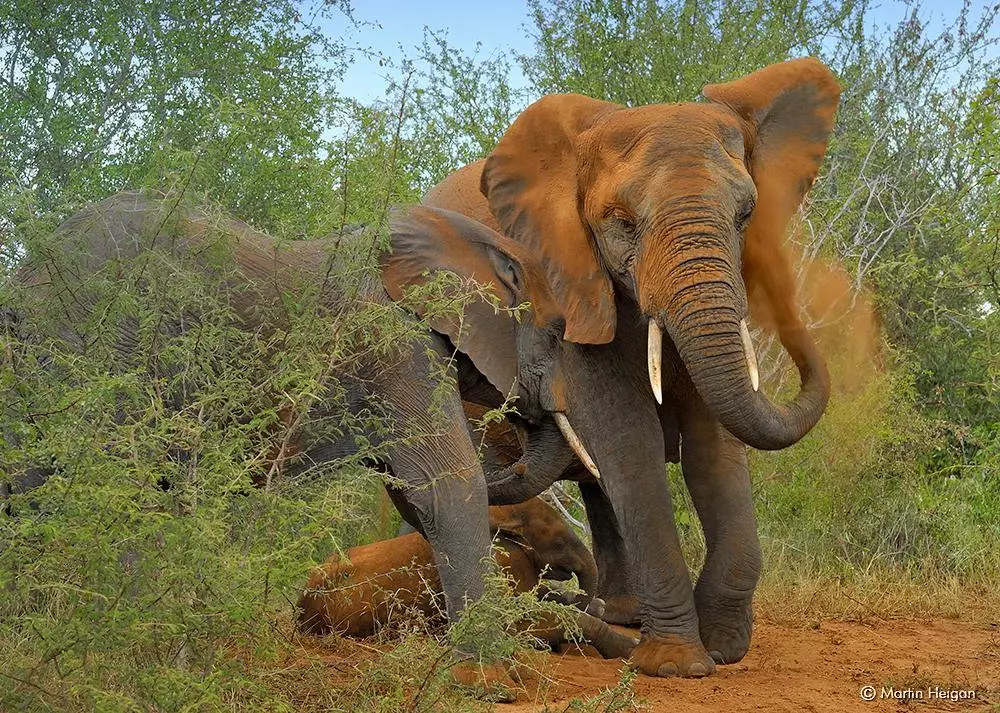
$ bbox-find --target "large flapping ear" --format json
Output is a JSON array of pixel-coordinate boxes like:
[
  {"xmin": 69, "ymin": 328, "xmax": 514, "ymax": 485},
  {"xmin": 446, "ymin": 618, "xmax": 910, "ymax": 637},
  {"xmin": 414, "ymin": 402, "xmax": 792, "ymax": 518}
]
[
  {"xmin": 481, "ymin": 94, "xmax": 621, "ymax": 344},
  {"xmin": 381, "ymin": 205, "xmax": 561, "ymax": 397},
  {"xmin": 702, "ymin": 58, "xmax": 841, "ymax": 330}
]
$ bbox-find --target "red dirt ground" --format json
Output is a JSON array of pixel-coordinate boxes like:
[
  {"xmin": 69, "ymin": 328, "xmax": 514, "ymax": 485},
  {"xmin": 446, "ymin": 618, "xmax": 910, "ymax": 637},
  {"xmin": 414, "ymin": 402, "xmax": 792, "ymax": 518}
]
[{"xmin": 498, "ymin": 618, "xmax": 1000, "ymax": 712}]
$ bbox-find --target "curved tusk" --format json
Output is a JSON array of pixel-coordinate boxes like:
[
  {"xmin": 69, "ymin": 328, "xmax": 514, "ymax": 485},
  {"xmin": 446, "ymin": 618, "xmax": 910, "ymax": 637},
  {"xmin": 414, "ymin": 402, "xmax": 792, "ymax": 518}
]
[
  {"xmin": 648, "ymin": 319, "xmax": 663, "ymax": 405},
  {"xmin": 739, "ymin": 319, "xmax": 760, "ymax": 392},
  {"xmin": 554, "ymin": 413, "xmax": 601, "ymax": 479}
]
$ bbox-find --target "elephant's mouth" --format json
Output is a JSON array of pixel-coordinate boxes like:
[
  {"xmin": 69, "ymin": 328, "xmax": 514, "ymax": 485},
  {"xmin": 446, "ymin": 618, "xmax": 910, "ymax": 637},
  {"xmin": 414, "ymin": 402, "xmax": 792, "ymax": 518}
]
[{"xmin": 646, "ymin": 316, "xmax": 760, "ymax": 404}]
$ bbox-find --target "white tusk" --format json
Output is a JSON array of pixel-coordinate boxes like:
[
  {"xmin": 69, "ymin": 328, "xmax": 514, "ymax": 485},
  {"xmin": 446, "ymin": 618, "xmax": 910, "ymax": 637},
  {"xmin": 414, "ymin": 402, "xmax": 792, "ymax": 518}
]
[
  {"xmin": 740, "ymin": 319, "xmax": 760, "ymax": 392},
  {"xmin": 554, "ymin": 412, "xmax": 601, "ymax": 479},
  {"xmin": 648, "ymin": 319, "xmax": 663, "ymax": 405}
]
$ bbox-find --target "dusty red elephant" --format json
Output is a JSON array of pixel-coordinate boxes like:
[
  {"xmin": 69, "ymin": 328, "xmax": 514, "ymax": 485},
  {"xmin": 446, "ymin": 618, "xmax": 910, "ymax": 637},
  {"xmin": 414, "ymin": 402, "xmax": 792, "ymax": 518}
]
[
  {"xmin": 298, "ymin": 497, "xmax": 637, "ymax": 660},
  {"xmin": 421, "ymin": 58, "xmax": 840, "ymax": 676}
]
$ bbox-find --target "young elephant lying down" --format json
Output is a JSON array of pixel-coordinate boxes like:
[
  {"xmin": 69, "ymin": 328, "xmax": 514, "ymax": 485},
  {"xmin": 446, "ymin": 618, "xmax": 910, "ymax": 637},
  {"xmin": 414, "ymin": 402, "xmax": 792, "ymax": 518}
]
[{"xmin": 298, "ymin": 505, "xmax": 637, "ymax": 660}]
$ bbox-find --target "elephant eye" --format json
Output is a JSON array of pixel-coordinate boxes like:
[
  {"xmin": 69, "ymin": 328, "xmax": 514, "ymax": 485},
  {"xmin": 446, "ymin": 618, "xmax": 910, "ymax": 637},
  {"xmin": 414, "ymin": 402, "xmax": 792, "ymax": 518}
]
[
  {"xmin": 506, "ymin": 260, "xmax": 520, "ymax": 288},
  {"xmin": 736, "ymin": 200, "xmax": 755, "ymax": 229},
  {"xmin": 487, "ymin": 247, "xmax": 523, "ymax": 297},
  {"xmin": 605, "ymin": 208, "xmax": 637, "ymax": 240}
]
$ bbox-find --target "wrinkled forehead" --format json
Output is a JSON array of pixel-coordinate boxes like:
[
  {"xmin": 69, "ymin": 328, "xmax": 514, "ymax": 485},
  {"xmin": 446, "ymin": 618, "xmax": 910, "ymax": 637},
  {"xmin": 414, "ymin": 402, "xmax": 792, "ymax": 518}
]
[{"xmin": 591, "ymin": 103, "xmax": 747, "ymax": 161}]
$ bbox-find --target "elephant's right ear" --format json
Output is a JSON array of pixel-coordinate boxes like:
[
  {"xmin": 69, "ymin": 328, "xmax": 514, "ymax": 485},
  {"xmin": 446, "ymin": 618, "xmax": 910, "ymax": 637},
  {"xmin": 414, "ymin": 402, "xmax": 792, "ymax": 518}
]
[
  {"xmin": 382, "ymin": 206, "xmax": 561, "ymax": 397},
  {"xmin": 481, "ymin": 94, "xmax": 621, "ymax": 345}
]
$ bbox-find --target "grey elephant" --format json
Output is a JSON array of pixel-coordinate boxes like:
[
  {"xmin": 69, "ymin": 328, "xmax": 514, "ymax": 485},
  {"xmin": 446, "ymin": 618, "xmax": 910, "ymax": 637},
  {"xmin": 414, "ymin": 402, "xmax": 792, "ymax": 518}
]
[
  {"xmin": 1, "ymin": 192, "xmax": 593, "ymax": 682},
  {"xmin": 420, "ymin": 58, "xmax": 840, "ymax": 677}
]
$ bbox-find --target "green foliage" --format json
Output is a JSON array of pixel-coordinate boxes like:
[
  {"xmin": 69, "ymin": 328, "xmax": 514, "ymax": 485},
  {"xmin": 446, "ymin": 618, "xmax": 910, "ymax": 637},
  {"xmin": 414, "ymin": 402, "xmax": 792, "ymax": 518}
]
[
  {"xmin": 0, "ymin": 0, "xmax": 353, "ymax": 237},
  {"xmin": 560, "ymin": 665, "xmax": 643, "ymax": 712},
  {"xmin": 327, "ymin": 29, "xmax": 527, "ymax": 202},
  {"xmin": 401, "ymin": 31, "xmax": 528, "ymax": 186},
  {"xmin": 448, "ymin": 555, "xmax": 582, "ymax": 666},
  {"xmin": 324, "ymin": 98, "xmax": 425, "ymax": 228},
  {"xmin": 340, "ymin": 636, "xmax": 490, "ymax": 712},
  {"xmin": 806, "ymin": 2, "xmax": 1000, "ymax": 446},
  {"xmin": 0, "ymin": 190, "xmax": 398, "ymax": 710},
  {"xmin": 523, "ymin": 0, "xmax": 863, "ymax": 104}
]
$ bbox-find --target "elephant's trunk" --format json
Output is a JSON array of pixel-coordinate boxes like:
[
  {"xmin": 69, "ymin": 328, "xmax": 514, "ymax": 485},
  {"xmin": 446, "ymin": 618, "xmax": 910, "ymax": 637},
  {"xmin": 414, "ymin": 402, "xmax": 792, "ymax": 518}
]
[
  {"xmin": 570, "ymin": 540, "xmax": 599, "ymax": 596},
  {"xmin": 485, "ymin": 418, "xmax": 579, "ymax": 504},
  {"xmin": 641, "ymin": 228, "xmax": 829, "ymax": 451}
]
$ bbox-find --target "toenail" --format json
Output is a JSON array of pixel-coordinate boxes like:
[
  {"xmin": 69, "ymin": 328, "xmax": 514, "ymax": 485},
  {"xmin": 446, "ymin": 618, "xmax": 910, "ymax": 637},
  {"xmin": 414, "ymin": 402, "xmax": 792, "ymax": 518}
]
[
  {"xmin": 687, "ymin": 662, "xmax": 710, "ymax": 677},
  {"xmin": 657, "ymin": 663, "xmax": 679, "ymax": 677}
]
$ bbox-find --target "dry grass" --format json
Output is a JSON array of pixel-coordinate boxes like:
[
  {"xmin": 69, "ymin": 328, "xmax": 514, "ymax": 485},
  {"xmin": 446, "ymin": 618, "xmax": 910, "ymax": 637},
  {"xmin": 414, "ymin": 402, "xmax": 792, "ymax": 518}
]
[{"xmin": 756, "ymin": 569, "xmax": 1000, "ymax": 626}]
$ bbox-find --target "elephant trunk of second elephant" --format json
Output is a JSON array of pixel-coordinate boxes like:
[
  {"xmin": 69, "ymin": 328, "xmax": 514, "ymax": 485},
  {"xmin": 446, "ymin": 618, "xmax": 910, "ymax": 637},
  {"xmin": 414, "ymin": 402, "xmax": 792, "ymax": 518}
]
[
  {"xmin": 568, "ymin": 538, "xmax": 599, "ymax": 596},
  {"xmin": 485, "ymin": 417, "xmax": 578, "ymax": 504},
  {"xmin": 645, "ymin": 231, "xmax": 830, "ymax": 451}
]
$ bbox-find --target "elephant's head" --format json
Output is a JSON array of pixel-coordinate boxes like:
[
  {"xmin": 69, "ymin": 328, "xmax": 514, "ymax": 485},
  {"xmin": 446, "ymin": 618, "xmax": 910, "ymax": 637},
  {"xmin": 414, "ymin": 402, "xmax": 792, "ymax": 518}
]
[
  {"xmin": 463, "ymin": 58, "xmax": 839, "ymax": 451},
  {"xmin": 381, "ymin": 205, "xmax": 563, "ymax": 403},
  {"xmin": 383, "ymin": 206, "xmax": 600, "ymax": 497}
]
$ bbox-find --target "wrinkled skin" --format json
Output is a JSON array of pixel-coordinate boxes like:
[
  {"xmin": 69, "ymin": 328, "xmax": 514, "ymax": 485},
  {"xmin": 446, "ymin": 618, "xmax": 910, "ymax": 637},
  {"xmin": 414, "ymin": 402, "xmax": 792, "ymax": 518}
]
[
  {"xmin": 460, "ymin": 403, "xmax": 600, "ymax": 602},
  {"xmin": 297, "ymin": 503, "xmax": 635, "ymax": 660},
  {"xmin": 1, "ymin": 192, "xmax": 565, "ymax": 656},
  {"xmin": 422, "ymin": 59, "xmax": 840, "ymax": 676},
  {"xmin": 454, "ymin": 404, "xmax": 627, "ymax": 620}
]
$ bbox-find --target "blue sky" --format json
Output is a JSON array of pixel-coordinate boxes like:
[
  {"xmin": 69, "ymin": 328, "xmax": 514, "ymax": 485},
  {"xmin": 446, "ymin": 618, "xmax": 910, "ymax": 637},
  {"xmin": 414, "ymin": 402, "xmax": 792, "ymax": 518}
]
[
  {"xmin": 333, "ymin": 0, "xmax": 535, "ymax": 102},
  {"xmin": 329, "ymin": 0, "xmax": 998, "ymax": 103}
]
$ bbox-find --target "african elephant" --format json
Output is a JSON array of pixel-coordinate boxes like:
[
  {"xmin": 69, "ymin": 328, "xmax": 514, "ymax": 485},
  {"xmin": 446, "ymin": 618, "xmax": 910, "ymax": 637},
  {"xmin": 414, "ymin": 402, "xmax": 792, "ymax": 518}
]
[
  {"xmin": 297, "ymin": 498, "xmax": 635, "ymax": 659},
  {"xmin": 486, "ymin": 497, "xmax": 598, "ymax": 600},
  {"xmin": 1, "ymin": 192, "xmax": 569, "ymax": 671},
  {"xmin": 420, "ymin": 58, "xmax": 840, "ymax": 676}
]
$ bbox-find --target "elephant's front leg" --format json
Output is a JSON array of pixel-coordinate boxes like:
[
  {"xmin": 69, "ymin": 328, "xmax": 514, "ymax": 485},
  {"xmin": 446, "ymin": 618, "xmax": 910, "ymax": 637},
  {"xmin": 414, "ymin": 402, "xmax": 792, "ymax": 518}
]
[
  {"xmin": 594, "ymin": 438, "xmax": 715, "ymax": 677},
  {"xmin": 679, "ymin": 395, "xmax": 762, "ymax": 665},
  {"xmin": 379, "ymin": 336, "xmax": 494, "ymax": 631}
]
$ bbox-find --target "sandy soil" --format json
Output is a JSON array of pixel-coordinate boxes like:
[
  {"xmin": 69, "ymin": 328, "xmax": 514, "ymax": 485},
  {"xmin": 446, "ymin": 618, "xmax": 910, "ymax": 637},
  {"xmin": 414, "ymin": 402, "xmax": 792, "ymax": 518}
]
[{"xmin": 499, "ymin": 618, "xmax": 1000, "ymax": 712}]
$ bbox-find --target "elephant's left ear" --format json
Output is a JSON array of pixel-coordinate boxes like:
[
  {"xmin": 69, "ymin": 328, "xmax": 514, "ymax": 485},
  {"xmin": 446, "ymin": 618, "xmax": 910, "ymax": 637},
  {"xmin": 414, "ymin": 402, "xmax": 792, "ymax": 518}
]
[
  {"xmin": 382, "ymin": 205, "xmax": 561, "ymax": 398},
  {"xmin": 702, "ymin": 57, "xmax": 840, "ymax": 207},
  {"xmin": 702, "ymin": 58, "xmax": 840, "ymax": 325}
]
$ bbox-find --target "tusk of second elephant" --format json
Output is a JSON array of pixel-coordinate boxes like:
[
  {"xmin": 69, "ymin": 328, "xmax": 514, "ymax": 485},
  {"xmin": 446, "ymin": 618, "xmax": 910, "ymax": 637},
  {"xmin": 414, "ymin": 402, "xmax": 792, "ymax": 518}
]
[
  {"xmin": 648, "ymin": 319, "xmax": 663, "ymax": 405},
  {"xmin": 739, "ymin": 319, "xmax": 760, "ymax": 392},
  {"xmin": 554, "ymin": 412, "xmax": 601, "ymax": 479}
]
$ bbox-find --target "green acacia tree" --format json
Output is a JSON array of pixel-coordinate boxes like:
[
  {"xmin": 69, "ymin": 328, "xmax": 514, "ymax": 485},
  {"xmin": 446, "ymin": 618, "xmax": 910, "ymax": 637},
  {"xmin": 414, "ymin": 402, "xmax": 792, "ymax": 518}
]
[{"xmin": 0, "ymin": 0, "xmax": 352, "ymax": 237}]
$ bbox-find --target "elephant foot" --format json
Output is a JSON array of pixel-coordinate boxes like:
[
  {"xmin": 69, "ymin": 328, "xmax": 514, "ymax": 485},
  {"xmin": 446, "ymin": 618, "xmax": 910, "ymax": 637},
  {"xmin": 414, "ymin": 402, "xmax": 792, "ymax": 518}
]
[
  {"xmin": 599, "ymin": 594, "xmax": 641, "ymax": 626},
  {"xmin": 629, "ymin": 633, "xmax": 715, "ymax": 678},
  {"xmin": 449, "ymin": 658, "xmax": 517, "ymax": 702},
  {"xmin": 695, "ymin": 591, "xmax": 754, "ymax": 665}
]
